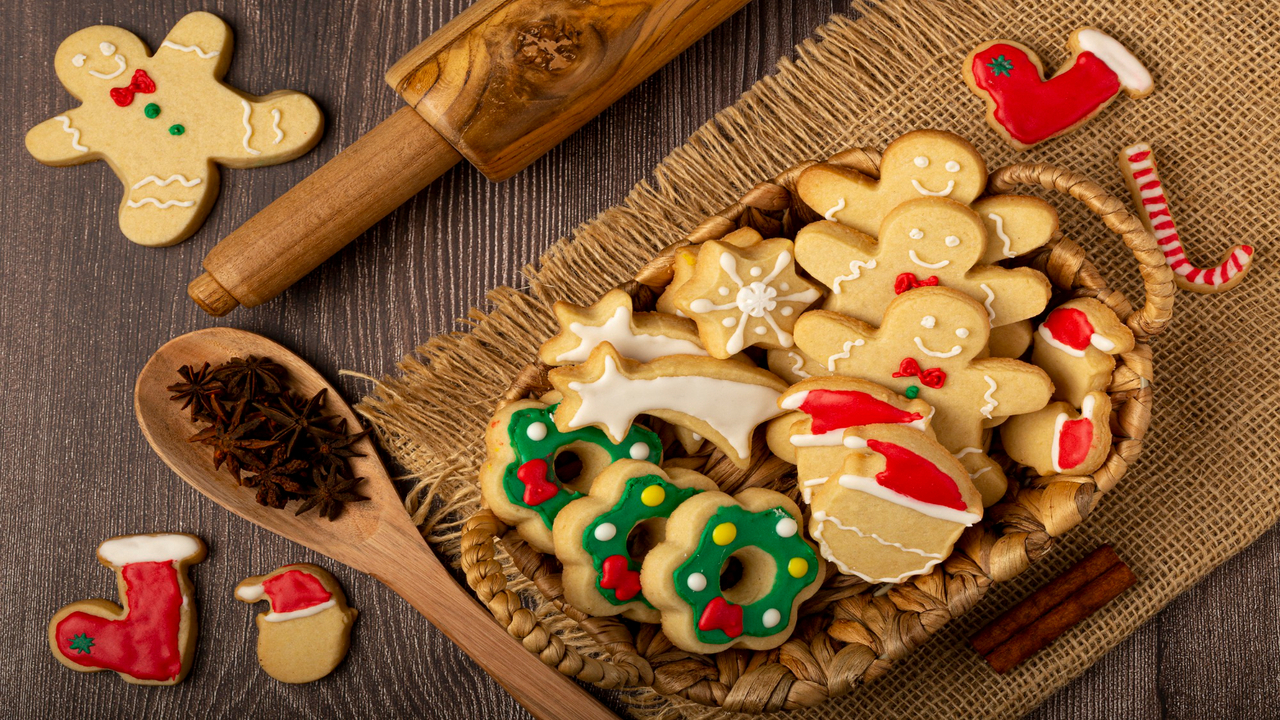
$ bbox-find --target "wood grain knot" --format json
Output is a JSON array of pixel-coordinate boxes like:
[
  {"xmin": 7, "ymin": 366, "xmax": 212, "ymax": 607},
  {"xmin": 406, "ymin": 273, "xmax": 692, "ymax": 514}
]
[{"xmin": 516, "ymin": 20, "xmax": 579, "ymax": 71}]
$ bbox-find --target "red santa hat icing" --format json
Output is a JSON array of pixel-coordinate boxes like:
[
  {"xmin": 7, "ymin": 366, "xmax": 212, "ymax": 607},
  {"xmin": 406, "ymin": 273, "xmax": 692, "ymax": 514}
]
[
  {"xmin": 235, "ymin": 567, "xmax": 335, "ymax": 622},
  {"xmin": 1037, "ymin": 306, "xmax": 1117, "ymax": 357},
  {"xmin": 1052, "ymin": 394, "xmax": 1100, "ymax": 472},
  {"xmin": 782, "ymin": 388, "xmax": 929, "ymax": 447},
  {"xmin": 836, "ymin": 438, "xmax": 981, "ymax": 526}
]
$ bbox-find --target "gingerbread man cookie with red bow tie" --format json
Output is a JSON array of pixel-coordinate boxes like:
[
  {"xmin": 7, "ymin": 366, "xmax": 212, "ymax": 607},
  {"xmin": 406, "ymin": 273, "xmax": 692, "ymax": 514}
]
[
  {"xmin": 25, "ymin": 12, "xmax": 322, "ymax": 246},
  {"xmin": 794, "ymin": 197, "xmax": 1051, "ymax": 328},
  {"xmin": 793, "ymin": 287, "xmax": 1052, "ymax": 454}
]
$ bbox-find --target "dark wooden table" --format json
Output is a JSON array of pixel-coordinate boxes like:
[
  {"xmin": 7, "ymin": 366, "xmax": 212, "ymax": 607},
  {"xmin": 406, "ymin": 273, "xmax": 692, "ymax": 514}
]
[{"xmin": 3, "ymin": 1, "xmax": 1276, "ymax": 718}]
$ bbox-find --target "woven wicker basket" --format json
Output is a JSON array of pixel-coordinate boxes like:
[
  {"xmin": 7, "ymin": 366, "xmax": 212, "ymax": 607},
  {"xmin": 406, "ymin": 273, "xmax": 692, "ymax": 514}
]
[{"xmin": 459, "ymin": 148, "xmax": 1176, "ymax": 713}]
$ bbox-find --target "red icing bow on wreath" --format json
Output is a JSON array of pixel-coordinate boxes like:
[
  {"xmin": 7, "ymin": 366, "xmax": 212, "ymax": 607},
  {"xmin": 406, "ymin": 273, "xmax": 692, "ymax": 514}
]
[
  {"xmin": 892, "ymin": 357, "xmax": 946, "ymax": 389},
  {"xmin": 894, "ymin": 272, "xmax": 940, "ymax": 295},
  {"xmin": 110, "ymin": 69, "xmax": 156, "ymax": 107}
]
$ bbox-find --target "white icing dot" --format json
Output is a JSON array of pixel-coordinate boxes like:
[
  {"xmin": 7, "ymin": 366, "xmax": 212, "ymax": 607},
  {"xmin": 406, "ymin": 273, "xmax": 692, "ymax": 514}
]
[
  {"xmin": 594, "ymin": 523, "xmax": 617, "ymax": 541},
  {"xmin": 722, "ymin": 317, "xmax": 737, "ymax": 327},
  {"xmin": 780, "ymin": 283, "xmax": 790, "ymax": 291},
  {"xmin": 909, "ymin": 228, "xmax": 924, "ymax": 240},
  {"xmin": 781, "ymin": 307, "xmax": 794, "ymax": 316},
  {"xmin": 920, "ymin": 315, "xmax": 936, "ymax": 329},
  {"xmin": 956, "ymin": 328, "xmax": 970, "ymax": 338},
  {"xmin": 945, "ymin": 235, "xmax": 961, "ymax": 247},
  {"xmin": 526, "ymin": 422, "xmax": 547, "ymax": 441},
  {"xmin": 718, "ymin": 286, "xmax": 730, "ymax": 296},
  {"xmin": 72, "ymin": 53, "xmax": 86, "ymax": 67},
  {"xmin": 776, "ymin": 518, "xmax": 798, "ymax": 537},
  {"xmin": 691, "ymin": 433, "xmax": 702, "ymax": 441},
  {"xmin": 913, "ymin": 156, "xmax": 929, "ymax": 168},
  {"xmin": 629, "ymin": 442, "xmax": 650, "ymax": 460},
  {"xmin": 762, "ymin": 608, "xmax": 781, "ymax": 628},
  {"xmin": 945, "ymin": 160, "xmax": 961, "ymax": 172},
  {"xmin": 749, "ymin": 267, "xmax": 763, "ymax": 277},
  {"xmin": 754, "ymin": 326, "xmax": 767, "ymax": 335},
  {"xmin": 99, "ymin": 42, "xmax": 116, "ymax": 55},
  {"xmin": 687, "ymin": 572, "xmax": 707, "ymax": 591}
]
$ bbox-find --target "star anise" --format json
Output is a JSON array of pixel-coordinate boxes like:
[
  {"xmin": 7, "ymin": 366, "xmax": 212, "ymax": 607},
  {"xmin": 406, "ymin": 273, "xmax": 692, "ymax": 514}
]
[
  {"xmin": 256, "ymin": 388, "xmax": 337, "ymax": 455},
  {"xmin": 167, "ymin": 363, "xmax": 225, "ymax": 422},
  {"xmin": 242, "ymin": 444, "xmax": 309, "ymax": 509},
  {"xmin": 310, "ymin": 420, "xmax": 371, "ymax": 474},
  {"xmin": 188, "ymin": 401, "xmax": 277, "ymax": 482},
  {"xmin": 211, "ymin": 355, "xmax": 286, "ymax": 401},
  {"xmin": 295, "ymin": 466, "xmax": 368, "ymax": 521}
]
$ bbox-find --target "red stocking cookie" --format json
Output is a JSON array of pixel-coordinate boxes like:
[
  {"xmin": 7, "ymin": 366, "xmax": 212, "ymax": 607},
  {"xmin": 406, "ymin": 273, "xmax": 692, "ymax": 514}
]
[
  {"xmin": 1001, "ymin": 391, "xmax": 1112, "ymax": 476},
  {"xmin": 48, "ymin": 533, "xmax": 206, "ymax": 685}
]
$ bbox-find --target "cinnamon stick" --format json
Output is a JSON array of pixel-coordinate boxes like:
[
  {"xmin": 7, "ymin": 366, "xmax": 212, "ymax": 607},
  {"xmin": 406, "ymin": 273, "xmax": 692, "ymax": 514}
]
[{"xmin": 970, "ymin": 545, "xmax": 1122, "ymax": 656}]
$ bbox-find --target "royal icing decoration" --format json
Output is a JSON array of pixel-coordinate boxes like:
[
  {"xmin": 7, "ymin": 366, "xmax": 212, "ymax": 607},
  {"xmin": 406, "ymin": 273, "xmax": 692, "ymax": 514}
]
[
  {"xmin": 1119, "ymin": 143, "xmax": 1254, "ymax": 293},
  {"xmin": 234, "ymin": 564, "xmax": 358, "ymax": 684},
  {"xmin": 540, "ymin": 288, "xmax": 707, "ymax": 366},
  {"xmin": 1038, "ymin": 306, "xmax": 1117, "ymax": 358},
  {"xmin": 235, "ymin": 569, "xmax": 336, "ymax": 622},
  {"xmin": 110, "ymin": 69, "xmax": 156, "ymax": 107},
  {"xmin": 1030, "ymin": 298, "xmax": 1135, "ymax": 408},
  {"xmin": 1001, "ymin": 391, "xmax": 1113, "ymax": 477},
  {"xmin": 1052, "ymin": 393, "xmax": 1098, "ymax": 472}
]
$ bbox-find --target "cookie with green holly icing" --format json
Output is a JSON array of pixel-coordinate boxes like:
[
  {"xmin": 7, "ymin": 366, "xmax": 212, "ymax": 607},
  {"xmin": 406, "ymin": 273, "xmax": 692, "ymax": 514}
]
[
  {"xmin": 479, "ymin": 399, "xmax": 663, "ymax": 553},
  {"xmin": 553, "ymin": 460, "xmax": 718, "ymax": 622}
]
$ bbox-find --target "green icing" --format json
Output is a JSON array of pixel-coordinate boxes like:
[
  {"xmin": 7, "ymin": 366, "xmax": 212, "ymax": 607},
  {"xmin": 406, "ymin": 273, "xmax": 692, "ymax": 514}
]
[
  {"xmin": 674, "ymin": 504, "xmax": 818, "ymax": 644},
  {"xmin": 582, "ymin": 474, "xmax": 702, "ymax": 607},
  {"xmin": 67, "ymin": 633, "xmax": 94, "ymax": 654},
  {"xmin": 502, "ymin": 403, "xmax": 662, "ymax": 529}
]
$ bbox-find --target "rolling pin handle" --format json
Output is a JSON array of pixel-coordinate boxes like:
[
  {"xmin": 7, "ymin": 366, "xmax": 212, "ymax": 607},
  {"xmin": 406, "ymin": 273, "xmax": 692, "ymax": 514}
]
[{"xmin": 188, "ymin": 272, "xmax": 239, "ymax": 317}]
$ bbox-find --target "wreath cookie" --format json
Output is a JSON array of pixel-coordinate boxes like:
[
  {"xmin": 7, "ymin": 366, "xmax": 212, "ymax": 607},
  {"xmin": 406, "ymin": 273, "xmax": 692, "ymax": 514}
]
[
  {"xmin": 553, "ymin": 460, "xmax": 718, "ymax": 622},
  {"xmin": 641, "ymin": 488, "xmax": 823, "ymax": 653}
]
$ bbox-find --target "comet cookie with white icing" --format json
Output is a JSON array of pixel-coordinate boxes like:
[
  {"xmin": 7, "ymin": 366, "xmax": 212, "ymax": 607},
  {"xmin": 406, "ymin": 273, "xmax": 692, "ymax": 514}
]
[
  {"xmin": 1031, "ymin": 298, "xmax": 1135, "ymax": 406},
  {"xmin": 540, "ymin": 289, "xmax": 707, "ymax": 366},
  {"xmin": 25, "ymin": 12, "xmax": 322, "ymax": 246},
  {"xmin": 235, "ymin": 564, "xmax": 357, "ymax": 684}
]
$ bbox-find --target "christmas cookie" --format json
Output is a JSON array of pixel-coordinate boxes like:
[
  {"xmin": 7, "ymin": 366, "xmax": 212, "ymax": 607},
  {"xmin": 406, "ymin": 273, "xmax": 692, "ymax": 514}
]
[
  {"xmin": 1002, "ymin": 391, "xmax": 1112, "ymax": 476},
  {"xmin": 48, "ymin": 533, "xmax": 206, "ymax": 685},
  {"xmin": 1119, "ymin": 143, "xmax": 1254, "ymax": 293},
  {"xmin": 803, "ymin": 425, "xmax": 982, "ymax": 583},
  {"xmin": 480, "ymin": 398, "xmax": 663, "ymax": 552},
  {"xmin": 765, "ymin": 376, "xmax": 934, "ymax": 464},
  {"xmin": 25, "ymin": 12, "xmax": 323, "ymax": 246},
  {"xmin": 553, "ymin": 461, "xmax": 718, "ymax": 622},
  {"xmin": 640, "ymin": 488, "xmax": 823, "ymax": 653},
  {"xmin": 656, "ymin": 228, "xmax": 761, "ymax": 316},
  {"xmin": 987, "ymin": 319, "xmax": 1034, "ymax": 359},
  {"xmin": 235, "ymin": 564, "xmax": 358, "ymax": 684},
  {"xmin": 539, "ymin": 289, "xmax": 707, "ymax": 366},
  {"xmin": 794, "ymin": 197, "xmax": 1051, "ymax": 328},
  {"xmin": 548, "ymin": 344, "xmax": 788, "ymax": 468},
  {"xmin": 669, "ymin": 230, "xmax": 822, "ymax": 358},
  {"xmin": 971, "ymin": 195, "xmax": 1060, "ymax": 265},
  {"xmin": 794, "ymin": 287, "xmax": 1053, "ymax": 455},
  {"xmin": 955, "ymin": 445, "xmax": 1009, "ymax": 508},
  {"xmin": 766, "ymin": 348, "xmax": 831, "ymax": 384},
  {"xmin": 1031, "ymin": 298, "xmax": 1135, "ymax": 406},
  {"xmin": 963, "ymin": 28, "xmax": 1153, "ymax": 151}
]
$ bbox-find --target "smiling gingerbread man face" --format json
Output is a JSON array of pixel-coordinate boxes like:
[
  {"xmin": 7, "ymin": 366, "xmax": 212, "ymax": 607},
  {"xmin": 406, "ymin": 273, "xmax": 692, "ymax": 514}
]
[{"xmin": 53, "ymin": 27, "xmax": 150, "ymax": 99}]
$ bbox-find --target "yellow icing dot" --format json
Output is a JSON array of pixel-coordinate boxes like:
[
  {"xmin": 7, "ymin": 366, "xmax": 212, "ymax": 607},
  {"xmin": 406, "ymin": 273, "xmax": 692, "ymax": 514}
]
[
  {"xmin": 712, "ymin": 522, "xmax": 737, "ymax": 545},
  {"xmin": 788, "ymin": 557, "xmax": 809, "ymax": 578},
  {"xmin": 641, "ymin": 484, "xmax": 666, "ymax": 507}
]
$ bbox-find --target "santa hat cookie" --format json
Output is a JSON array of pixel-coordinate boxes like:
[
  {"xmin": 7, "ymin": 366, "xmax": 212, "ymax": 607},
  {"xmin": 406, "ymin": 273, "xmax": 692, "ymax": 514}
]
[
  {"xmin": 48, "ymin": 533, "xmax": 207, "ymax": 685},
  {"xmin": 235, "ymin": 564, "xmax": 358, "ymax": 684},
  {"xmin": 1031, "ymin": 298, "xmax": 1135, "ymax": 407}
]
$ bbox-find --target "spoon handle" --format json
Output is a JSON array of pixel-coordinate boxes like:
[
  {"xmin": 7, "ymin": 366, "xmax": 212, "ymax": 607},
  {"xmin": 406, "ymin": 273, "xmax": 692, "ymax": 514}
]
[{"xmin": 361, "ymin": 521, "xmax": 617, "ymax": 720}]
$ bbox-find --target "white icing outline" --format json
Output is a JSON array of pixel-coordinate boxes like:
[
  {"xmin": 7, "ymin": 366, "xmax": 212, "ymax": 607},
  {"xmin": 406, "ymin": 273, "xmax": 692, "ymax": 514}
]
[
  {"xmin": 989, "ymin": 213, "xmax": 1016, "ymax": 258},
  {"xmin": 980, "ymin": 283, "xmax": 996, "ymax": 324},
  {"xmin": 263, "ymin": 599, "xmax": 335, "ymax": 622},
  {"xmin": 980, "ymin": 375, "xmax": 998, "ymax": 419},
  {"xmin": 127, "ymin": 198, "xmax": 195, "ymax": 209},
  {"xmin": 908, "ymin": 250, "xmax": 949, "ymax": 269},
  {"xmin": 911, "ymin": 179, "xmax": 954, "ymax": 197},
  {"xmin": 161, "ymin": 40, "xmax": 221, "ymax": 58},
  {"xmin": 913, "ymin": 336, "xmax": 961, "ymax": 358},
  {"xmin": 132, "ymin": 174, "xmax": 201, "ymax": 189},
  {"xmin": 832, "ymin": 259, "xmax": 876, "ymax": 293},
  {"xmin": 810, "ymin": 511, "xmax": 946, "ymax": 583},
  {"xmin": 787, "ymin": 352, "xmax": 810, "ymax": 379},
  {"xmin": 270, "ymin": 109, "xmax": 283, "ymax": 144},
  {"xmin": 54, "ymin": 115, "xmax": 88, "ymax": 151},
  {"xmin": 823, "ymin": 197, "xmax": 846, "ymax": 221},
  {"xmin": 87, "ymin": 54, "xmax": 126, "ymax": 80},
  {"xmin": 825, "ymin": 339, "xmax": 864, "ymax": 370},
  {"xmin": 834, "ymin": 474, "xmax": 981, "ymax": 525},
  {"xmin": 240, "ymin": 99, "xmax": 262, "ymax": 156}
]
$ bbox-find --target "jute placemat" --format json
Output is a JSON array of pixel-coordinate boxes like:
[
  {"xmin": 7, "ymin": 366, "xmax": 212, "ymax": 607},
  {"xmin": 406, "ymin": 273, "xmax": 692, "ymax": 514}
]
[{"xmin": 358, "ymin": 0, "xmax": 1280, "ymax": 717}]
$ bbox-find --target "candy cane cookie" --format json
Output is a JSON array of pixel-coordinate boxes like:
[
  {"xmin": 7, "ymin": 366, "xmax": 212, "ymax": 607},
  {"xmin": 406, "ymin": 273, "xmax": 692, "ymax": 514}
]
[{"xmin": 1119, "ymin": 144, "xmax": 1254, "ymax": 293}]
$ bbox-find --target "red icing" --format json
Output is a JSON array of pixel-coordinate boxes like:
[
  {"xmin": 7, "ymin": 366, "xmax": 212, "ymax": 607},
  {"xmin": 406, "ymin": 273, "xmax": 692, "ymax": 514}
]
[
  {"xmin": 1041, "ymin": 307, "xmax": 1096, "ymax": 351},
  {"xmin": 1057, "ymin": 416, "xmax": 1095, "ymax": 470},
  {"xmin": 892, "ymin": 358, "xmax": 946, "ymax": 389},
  {"xmin": 516, "ymin": 458, "xmax": 559, "ymax": 506},
  {"xmin": 110, "ymin": 69, "xmax": 156, "ymax": 107},
  {"xmin": 262, "ymin": 570, "xmax": 332, "ymax": 613},
  {"xmin": 866, "ymin": 439, "xmax": 966, "ymax": 511},
  {"xmin": 698, "ymin": 596, "xmax": 743, "ymax": 638},
  {"xmin": 599, "ymin": 554, "xmax": 642, "ymax": 601},
  {"xmin": 800, "ymin": 389, "xmax": 924, "ymax": 434},
  {"xmin": 969, "ymin": 44, "xmax": 1120, "ymax": 146},
  {"xmin": 54, "ymin": 561, "xmax": 185, "ymax": 681},
  {"xmin": 894, "ymin": 273, "xmax": 940, "ymax": 295}
]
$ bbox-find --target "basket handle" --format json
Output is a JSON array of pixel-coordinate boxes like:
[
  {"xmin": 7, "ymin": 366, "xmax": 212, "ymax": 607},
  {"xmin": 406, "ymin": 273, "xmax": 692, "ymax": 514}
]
[{"xmin": 989, "ymin": 162, "xmax": 1177, "ymax": 339}]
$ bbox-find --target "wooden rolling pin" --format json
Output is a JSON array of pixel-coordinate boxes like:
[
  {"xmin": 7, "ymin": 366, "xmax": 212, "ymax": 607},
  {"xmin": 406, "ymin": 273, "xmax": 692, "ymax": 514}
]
[{"xmin": 190, "ymin": 0, "xmax": 752, "ymax": 315}]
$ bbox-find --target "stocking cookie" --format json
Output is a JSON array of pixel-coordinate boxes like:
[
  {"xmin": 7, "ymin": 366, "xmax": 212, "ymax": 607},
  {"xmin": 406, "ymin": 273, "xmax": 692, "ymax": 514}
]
[
  {"xmin": 794, "ymin": 197, "xmax": 1051, "ymax": 327},
  {"xmin": 963, "ymin": 28, "xmax": 1153, "ymax": 150},
  {"xmin": 794, "ymin": 287, "xmax": 1053, "ymax": 454},
  {"xmin": 640, "ymin": 488, "xmax": 823, "ymax": 653},
  {"xmin": 1001, "ymin": 391, "xmax": 1112, "ymax": 476},
  {"xmin": 553, "ymin": 461, "xmax": 718, "ymax": 622},
  {"xmin": 48, "ymin": 534, "xmax": 206, "ymax": 685},
  {"xmin": 548, "ymin": 344, "xmax": 788, "ymax": 467},
  {"xmin": 1032, "ymin": 298, "xmax": 1135, "ymax": 406},
  {"xmin": 804, "ymin": 425, "xmax": 982, "ymax": 584},
  {"xmin": 480, "ymin": 398, "xmax": 663, "ymax": 552},
  {"xmin": 540, "ymin": 289, "xmax": 707, "ymax": 365},
  {"xmin": 1119, "ymin": 144, "xmax": 1254, "ymax": 292},
  {"xmin": 765, "ymin": 376, "xmax": 934, "ymax": 464},
  {"xmin": 670, "ymin": 233, "xmax": 822, "ymax": 358},
  {"xmin": 235, "ymin": 564, "xmax": 357, "ymax": 684},
  {"xmin": 25, "ymin": 12, "xmax": 323, "ymax": 246}
]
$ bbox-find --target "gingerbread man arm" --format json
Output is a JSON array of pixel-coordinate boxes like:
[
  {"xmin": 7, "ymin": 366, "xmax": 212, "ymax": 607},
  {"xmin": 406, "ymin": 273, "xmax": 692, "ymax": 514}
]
[
  {"xmin": 155, "ymin": 11, "xmax": 233, "ymax": 77},
  {"xmin": 212, "ymin": 90, "xmax": 323, "ymax": 167},
  {"xmin": 969, "ymin": 358, "xmax": 1053, "ymax": 420},
  {"xmin": 796, "ymin": 164, "xmax": 875, "ymax": 225},
  {"xmin": 793, "ymin": 221, "xmax": 879, "ymax": 295},
  {"xmin": 792, "ymin": 310, "xmax": 877, "ymax": 375},
  {"xmin": 972, "ymin": 195, "xmax": 1059, "ymax": 264},
  {"xmin": 962, "ymin": 267, "xmax": 1052, "ymax": 326},
  {"xmin": 26, "ymin": 111, "xmax": 96, "ymax": 166}
]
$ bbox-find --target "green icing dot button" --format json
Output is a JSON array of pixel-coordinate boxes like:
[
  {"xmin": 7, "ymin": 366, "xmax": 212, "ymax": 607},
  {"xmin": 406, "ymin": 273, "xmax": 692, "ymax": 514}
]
[
  {"xmin": 144, "ymin": 103, "xmax": 160, "ymax": 118},
  {"xmin": 168, "ymin": 124, "xmax": 185, "ymax": 136},
  {"xmin": 905, "ymin": 385, "xmax": 920, "ymax": 399}
]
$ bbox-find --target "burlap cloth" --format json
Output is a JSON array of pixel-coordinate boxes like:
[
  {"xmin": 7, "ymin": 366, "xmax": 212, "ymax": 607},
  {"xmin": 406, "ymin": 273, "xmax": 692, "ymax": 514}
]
[{"xmin": 357, "ymin": 0, "xmax": 1280, "ymax": 717}]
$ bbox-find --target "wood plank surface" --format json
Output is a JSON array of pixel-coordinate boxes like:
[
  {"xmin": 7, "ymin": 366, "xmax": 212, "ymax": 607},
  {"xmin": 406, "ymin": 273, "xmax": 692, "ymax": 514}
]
[{"xmin": 1, "ymin": 1, "xmax": 1276, "ymax": 718}]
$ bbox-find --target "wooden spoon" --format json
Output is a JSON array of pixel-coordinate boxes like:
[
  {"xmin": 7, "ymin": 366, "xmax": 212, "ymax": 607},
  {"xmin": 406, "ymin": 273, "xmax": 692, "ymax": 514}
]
[{"xmin": 135, "ymin": 327, "xmax": 614, "ymax": 720}]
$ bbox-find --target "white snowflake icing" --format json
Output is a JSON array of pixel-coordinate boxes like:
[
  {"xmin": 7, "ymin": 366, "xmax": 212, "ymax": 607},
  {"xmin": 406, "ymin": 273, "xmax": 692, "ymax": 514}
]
[{"xmin": 688, "ymin": 250, "xmax": 820, "ymax": 354}]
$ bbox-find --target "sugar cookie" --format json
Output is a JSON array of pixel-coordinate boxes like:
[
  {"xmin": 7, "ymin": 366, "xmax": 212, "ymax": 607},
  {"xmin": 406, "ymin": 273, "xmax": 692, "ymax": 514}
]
[
  {"xmin": 1031, "ymin": 298, "xmax": 1135, "ymax": 406},
  {"xmin": 1001, "ymin": 391, "xmax": 1112, "ymax": 476},
  {"xmin": 765, "ymin": 348, "xmax": 831, "ymax": 384},
  {"xmin": 765, "ymin": 376, "xmax": 934, "ymax": 464},
  {"xmin": 235, "ymin": 564, "xmax": 357, "ymax": 684},
  {"xmin": 540, "ymin": 288, "xmax": 707, "ymax": 366},
  {"xmin": 987, "ymin": 319, "xmax": 1034, "ymax": 359}
]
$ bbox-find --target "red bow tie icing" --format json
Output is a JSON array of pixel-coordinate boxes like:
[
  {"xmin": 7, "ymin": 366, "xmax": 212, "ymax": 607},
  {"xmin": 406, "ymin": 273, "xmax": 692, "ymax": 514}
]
[
  {"xmin": 892, "ymin": 357, "xmax": 947, "ymax": 389},
  {"xmin": 1037, "ymin": 307, "xmax": 1115, "ymax": 357},
  {"xmin": 110, "ymin": 69, "xmax": 156, "ymax": 107},
  {"xmin": 599, "ymin": 554, "xmax": 642, "ymax": 601},
  {"xmin": 697, "ymin": 596, "xmax": 743, "ymax": 638},
  {"xmin": 894, "ymin": 272, "xmax": 940, "ymax": 295},
  {"xmin": 516, "ymin": 458, "xmax": 560, "ymax": 506},
  {"xmin": 964, "ymin": 29, "xmax": 1153, "ymax": 149}
]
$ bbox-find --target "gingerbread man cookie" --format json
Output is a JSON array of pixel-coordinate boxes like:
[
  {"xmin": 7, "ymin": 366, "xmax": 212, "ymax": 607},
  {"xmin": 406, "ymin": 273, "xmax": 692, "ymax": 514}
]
[
  {"xmin": 235, "ymin": 564, "xmax": 358, "ymax": 684},
  {"xmin": 26, "ymin": 12, "xmax": 323, "ymax": 246},
  {"xmin": 539, "ymin": 288, "xmax": 707, "ymax": 366},
  {"xmin": 794, "ymin": 197, "xmax": 1051, "ymax": 327},
  {"xmin": 1002, "ymin": 391, "xmax": 1112, "ymax": 476},
  {"xmin": 793, "ymin": 287, "xmax": 1053, "ymax": 454},
  {"xmin": 1031, "ymin": 298, "xmax": 1135, "ymax": 406}
]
